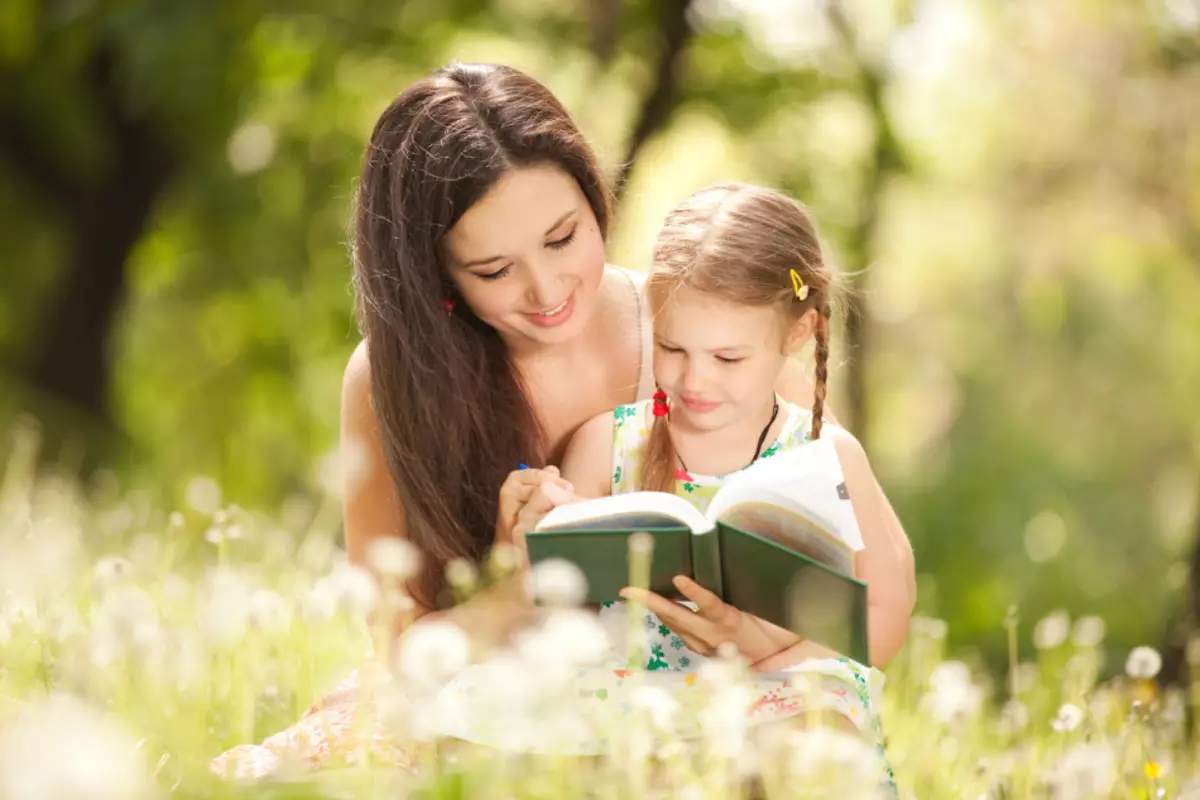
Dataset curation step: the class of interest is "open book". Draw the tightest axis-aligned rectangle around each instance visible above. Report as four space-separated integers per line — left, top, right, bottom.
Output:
526 436 870 664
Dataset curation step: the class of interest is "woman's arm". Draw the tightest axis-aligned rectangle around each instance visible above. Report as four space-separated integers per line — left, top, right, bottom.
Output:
341 341 541 648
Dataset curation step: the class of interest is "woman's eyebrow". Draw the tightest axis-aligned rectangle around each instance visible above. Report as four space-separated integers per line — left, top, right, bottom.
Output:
459 209 577 268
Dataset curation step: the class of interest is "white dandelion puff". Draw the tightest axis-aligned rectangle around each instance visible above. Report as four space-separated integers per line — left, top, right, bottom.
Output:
366 538 420 582
1126 646 1162 680
1051 702 1084 733
530 558 587 607
1033 610 1071 650
1071 616 1106 649
247 589 292 635
395 620 471 692
0 693 155 800
91 555 134 591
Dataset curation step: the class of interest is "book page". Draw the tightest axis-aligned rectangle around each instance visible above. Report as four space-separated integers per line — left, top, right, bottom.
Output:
536 491 710 534
715 498 856 575
707 437 864 559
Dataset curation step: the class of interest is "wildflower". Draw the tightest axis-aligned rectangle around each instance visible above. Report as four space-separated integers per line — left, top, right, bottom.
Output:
922 661 983 724
1051 702 1084 733
395 620 470 692
518 608 610 671
185 476 222 515
632 685 680 729
329 564 378 615
1033 610 1070 650
1071 616 1106 648
247 589 292 635
445 558 478 593
366 538 420 582
199 570 252 648
786 727 888 796
1043 743 1116 800
0 693 155 799
530 558 587 607
91 555 135 591
301 578 338 624
911 616 948 640
1125 646 1162 680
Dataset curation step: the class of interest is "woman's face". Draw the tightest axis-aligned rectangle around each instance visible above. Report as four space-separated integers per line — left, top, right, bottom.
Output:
443 164 607 350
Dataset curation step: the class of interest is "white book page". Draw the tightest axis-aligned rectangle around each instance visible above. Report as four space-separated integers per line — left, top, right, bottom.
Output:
535 491 710 534
707 437 865 554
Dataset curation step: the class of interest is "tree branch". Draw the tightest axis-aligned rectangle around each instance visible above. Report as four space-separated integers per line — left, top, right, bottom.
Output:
0 98 79 210
612 0 696 205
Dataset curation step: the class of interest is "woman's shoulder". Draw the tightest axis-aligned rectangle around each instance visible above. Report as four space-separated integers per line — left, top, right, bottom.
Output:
342 340 372 409
606 263 648 288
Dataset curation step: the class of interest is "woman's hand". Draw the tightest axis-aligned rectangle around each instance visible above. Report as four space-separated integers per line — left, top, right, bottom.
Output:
620 576 801 665
509 479 579 557
495 467 573 548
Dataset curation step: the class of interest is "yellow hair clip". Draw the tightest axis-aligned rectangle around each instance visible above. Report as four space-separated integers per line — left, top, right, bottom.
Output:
790 269 809 301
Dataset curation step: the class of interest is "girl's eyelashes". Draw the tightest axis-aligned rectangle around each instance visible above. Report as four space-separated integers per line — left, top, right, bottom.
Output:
546 228 576 250
715 356 744 364
658 341 743 364
477 265 512 281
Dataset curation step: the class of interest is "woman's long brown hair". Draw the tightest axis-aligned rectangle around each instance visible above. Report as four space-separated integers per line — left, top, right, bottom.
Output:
352 63 611 606
641 182 836 493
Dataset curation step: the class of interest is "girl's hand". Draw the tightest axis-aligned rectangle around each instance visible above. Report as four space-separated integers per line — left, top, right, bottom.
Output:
495 467 573 548
620 576 801 664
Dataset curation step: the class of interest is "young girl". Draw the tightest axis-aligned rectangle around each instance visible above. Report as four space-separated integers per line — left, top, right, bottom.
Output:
460 182 915 765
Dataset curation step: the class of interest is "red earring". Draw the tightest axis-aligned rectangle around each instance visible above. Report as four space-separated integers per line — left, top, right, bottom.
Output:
652 389 669 417
443 298 455 315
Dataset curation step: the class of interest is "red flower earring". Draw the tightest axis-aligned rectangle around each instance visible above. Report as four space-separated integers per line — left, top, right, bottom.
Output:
652 389 669 417
442 298 456 315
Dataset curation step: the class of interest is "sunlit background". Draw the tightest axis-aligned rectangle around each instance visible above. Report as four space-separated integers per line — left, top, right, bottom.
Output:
2 0 1199 681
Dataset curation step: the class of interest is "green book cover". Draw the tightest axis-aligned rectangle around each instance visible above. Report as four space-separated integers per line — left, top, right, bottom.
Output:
525 438 870 664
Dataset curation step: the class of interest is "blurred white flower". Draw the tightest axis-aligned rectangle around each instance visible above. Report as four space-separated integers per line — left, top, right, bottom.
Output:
999 700 1030 735
628 532 654 557
530 558 587 606
488 543 521 575
366 538 420 582
1125 646 1162 680
911 615 948 640
91 585 160 659
395 620 470 691
517 609 610 675
632 685 679 729
700 681 753 758
787 727 887 796
1051 702 1084 733
298 531 335 574
160 574 190 606
92 555 135 591
445 558 478 591
0 693 155 800
922 661 983 724
301 578 338 624
1033 611 1071 650
185 476 222 515
1043 743 1116 800
329 564 378 616
247 589 292 635
199 570 252 648
1071 616 1106 649
227 121 276 175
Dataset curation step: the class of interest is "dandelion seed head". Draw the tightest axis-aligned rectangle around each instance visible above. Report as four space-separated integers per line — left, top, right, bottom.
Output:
1126 646 1162 680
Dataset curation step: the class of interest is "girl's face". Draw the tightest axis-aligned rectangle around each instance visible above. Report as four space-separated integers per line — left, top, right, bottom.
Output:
443 164 607 350
653 286 808 433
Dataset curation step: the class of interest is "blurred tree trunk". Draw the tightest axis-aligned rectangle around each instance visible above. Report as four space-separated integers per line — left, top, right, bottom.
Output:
1161 486 1200 689
0 45 177 459
612 0 695 204
826 2 906 445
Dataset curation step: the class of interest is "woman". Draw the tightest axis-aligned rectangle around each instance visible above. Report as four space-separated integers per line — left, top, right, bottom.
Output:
213 61 913 779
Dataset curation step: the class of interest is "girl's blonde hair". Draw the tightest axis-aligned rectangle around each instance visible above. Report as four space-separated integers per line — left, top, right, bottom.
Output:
642 182 835 492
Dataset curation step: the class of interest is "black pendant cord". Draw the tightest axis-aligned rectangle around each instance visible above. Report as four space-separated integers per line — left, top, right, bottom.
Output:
676 398 780 475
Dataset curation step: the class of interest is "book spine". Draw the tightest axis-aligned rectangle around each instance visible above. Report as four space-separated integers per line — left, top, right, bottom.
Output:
691 528 724 600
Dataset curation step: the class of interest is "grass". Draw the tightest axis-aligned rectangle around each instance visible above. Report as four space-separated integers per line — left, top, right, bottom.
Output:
0 429 1196 799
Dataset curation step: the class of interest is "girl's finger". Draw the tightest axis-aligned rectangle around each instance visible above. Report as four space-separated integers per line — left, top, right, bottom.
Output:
620 588 712 641
671 576 727 619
